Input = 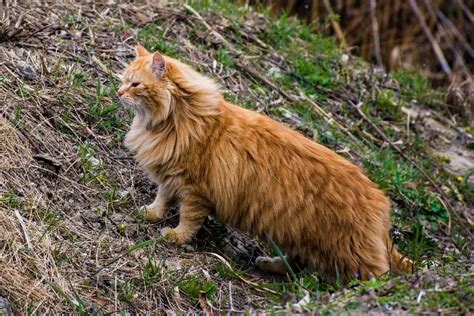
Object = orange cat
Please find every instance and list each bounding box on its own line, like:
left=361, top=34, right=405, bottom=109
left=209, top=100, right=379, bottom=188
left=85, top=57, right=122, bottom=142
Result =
left=119, top=45, right=412, bottom=282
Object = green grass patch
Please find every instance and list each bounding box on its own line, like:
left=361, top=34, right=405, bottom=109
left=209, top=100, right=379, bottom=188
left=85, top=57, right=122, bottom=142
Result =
left=392, top=70, right=444, bottom=108
left=138, top=24, right=179, bottom=57
left=178, top=275, right=218, bottom=302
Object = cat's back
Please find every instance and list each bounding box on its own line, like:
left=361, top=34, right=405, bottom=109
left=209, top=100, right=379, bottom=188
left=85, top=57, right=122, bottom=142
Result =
left=215, top=101, right=389, bottom=216
left=221, top=101, right=356, bottom=171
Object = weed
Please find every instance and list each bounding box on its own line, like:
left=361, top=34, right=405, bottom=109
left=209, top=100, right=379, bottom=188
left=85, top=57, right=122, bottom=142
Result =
left=85, top=80, right=127, bottom=133
left=376, top=89, right=401, bottom=120
left=118, top=280, right=136, bottom=303
left=142, top=240, right=165, bottom=284
left=66, top=65, right=87, bottom=88
left=77, top=142, right=106, bottom=186
left=212, top=259, right=244, bottom=280
left=392, top=70, right=444, bottom=108
left=179, top=275, right=218, bottom=302
left=0, top=190, right=22, bottom=209
left=138, top=24, right=179, bottom=57
left=215, top=48, right=235, bottom=67
left=48, top=281, right=99, bottom=315
left=103, top=186, right=130, bottom=215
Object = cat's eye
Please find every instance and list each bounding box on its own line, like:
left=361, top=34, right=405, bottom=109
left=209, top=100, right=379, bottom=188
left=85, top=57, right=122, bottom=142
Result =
left=130, top=82, right=140, bottom=88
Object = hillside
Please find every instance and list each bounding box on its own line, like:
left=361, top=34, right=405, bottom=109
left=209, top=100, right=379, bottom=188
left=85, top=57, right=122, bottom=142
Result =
left=0, top=1, right=472, bottom=314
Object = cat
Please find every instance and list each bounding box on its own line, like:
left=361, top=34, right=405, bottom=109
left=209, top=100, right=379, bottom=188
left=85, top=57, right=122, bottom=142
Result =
left=118, top=45, right=412, bottom=282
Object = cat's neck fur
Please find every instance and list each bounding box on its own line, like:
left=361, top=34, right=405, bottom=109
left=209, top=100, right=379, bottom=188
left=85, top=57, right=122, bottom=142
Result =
left=124, top=64, right=222, bottom=168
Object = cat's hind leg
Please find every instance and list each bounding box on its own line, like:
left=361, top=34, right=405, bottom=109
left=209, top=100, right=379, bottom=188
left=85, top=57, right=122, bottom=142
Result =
left=256, top=256, right=291, bottom=275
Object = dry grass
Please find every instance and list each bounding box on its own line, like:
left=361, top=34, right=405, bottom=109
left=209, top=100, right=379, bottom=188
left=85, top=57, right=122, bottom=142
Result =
left=0, top=118, right=63, bottom=310
left=0, top=204, right=63, bottom=310
left=0, top=117, right=31, bottom=174
left=0, top=2, right=272, bottom=313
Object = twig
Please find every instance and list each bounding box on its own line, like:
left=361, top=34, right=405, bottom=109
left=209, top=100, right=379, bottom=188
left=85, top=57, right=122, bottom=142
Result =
left=347, top=100, right=461, bottom=224
left=321, top=0, right=347, bottom=49
left=183, top=4, right=235, bottom=53
left=408, top=0, right=453, bottom=80
left=14, top=209, right=33, bottom=251
left=30, top=164, right=99, bottom=197
left=296, top=87, right=362, bottom=145
left=32, top=154, right=62, bottom=168
left=236, top=59, right=297, bottom=102
left=92, top=55, right=120, bottom=80
left=455, top=0, right=474, bottom=23
left=369, top=0, right=384, bottom=69
left=228, top=281, right=235, bottom=312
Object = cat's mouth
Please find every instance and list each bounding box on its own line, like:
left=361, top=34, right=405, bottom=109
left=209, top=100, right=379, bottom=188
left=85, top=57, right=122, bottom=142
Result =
left=119, top=95, right=140, bottom=109
left=119, top=96, right=149, bottom=118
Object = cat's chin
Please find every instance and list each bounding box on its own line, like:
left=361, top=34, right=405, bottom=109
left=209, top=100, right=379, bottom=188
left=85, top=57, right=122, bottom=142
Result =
left=120, top=98, right=148, bottom=115
left=119, top=97, right=136, bottom=108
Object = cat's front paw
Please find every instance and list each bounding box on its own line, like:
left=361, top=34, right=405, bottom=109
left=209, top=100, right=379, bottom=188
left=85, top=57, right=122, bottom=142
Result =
left=160, top=227, right=187, bottom=245
left=140, top=205, right=165, bottom=223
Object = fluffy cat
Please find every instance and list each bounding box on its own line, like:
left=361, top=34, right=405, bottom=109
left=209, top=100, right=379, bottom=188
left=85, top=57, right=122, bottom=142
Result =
left=118, top=45, right=412, bottom=282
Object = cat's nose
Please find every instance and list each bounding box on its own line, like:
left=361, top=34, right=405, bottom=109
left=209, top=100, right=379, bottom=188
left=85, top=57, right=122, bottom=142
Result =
left=117, top=89, right=125, bottom=97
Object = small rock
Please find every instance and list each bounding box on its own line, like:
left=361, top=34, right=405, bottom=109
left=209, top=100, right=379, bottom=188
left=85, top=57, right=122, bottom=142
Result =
left=72, top=31, right=82, bottom=40
left=88, top=157, right=101, bottom=167
left=118, top=190, right=129, bottom=199
left=340, top=54, right=349, bottom=64
left=115, top=45, right=128, bottom=58
left=267, top=66, right=282, bottom=78
left=58, top=30, right=69, bottom=38
left=0, top=297, right=12, bottom=316
left=22, top=63, right=38, bottom=80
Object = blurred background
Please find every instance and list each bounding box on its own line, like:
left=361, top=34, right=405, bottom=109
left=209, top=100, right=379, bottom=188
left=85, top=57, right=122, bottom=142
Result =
left=244, top=0, right=473, bottom=119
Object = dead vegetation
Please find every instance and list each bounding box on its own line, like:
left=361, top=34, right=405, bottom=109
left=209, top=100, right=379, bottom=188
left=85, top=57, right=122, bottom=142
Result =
left=0, top=118, right=62, bottom=308
left=0, top=2, right=275, bottom=313
left=249, top=0, right=474, bottom=78
left=247, top=0, right=474, bottom=120
left=0, top=0, right=472, bottom=314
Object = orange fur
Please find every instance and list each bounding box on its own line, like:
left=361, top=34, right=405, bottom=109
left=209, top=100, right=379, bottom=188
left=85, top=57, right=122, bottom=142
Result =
left=119, top=45, right=411, bottom=282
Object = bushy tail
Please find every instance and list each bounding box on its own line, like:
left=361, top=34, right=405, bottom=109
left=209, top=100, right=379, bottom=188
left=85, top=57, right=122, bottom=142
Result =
left=386, top=236, right=413, bottom=275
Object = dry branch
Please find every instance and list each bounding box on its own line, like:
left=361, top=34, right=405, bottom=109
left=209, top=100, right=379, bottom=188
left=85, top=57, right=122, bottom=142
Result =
left=369, top=0, right=383, bottom=69
left=346, top=99, right=462, bottom=227
left=408, top=0, right=453, bottom=80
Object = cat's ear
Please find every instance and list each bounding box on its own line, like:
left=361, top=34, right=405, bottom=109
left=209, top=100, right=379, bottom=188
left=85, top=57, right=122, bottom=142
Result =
left=151, top=53, right=166, bottom=77
left=135, top=45, right=150, bottom=58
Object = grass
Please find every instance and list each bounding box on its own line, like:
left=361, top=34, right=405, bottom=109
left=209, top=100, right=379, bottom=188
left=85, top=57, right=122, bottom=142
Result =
left=138, top=24, right=180, bottom=58
left=392, top=69, right=445, bottom=109
left=178, top=275, right=218, bottom=303
left=0, top=0, right=472, bottom=314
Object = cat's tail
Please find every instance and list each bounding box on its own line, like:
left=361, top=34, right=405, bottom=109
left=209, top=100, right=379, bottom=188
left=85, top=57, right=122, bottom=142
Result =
left=386, top=236, right=413, bottom=275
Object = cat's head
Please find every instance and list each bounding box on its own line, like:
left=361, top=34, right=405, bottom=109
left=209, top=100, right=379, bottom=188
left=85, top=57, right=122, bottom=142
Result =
left=119, top=45, right=221, bottom=126
left=118, top=45, right=173, bottom=121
